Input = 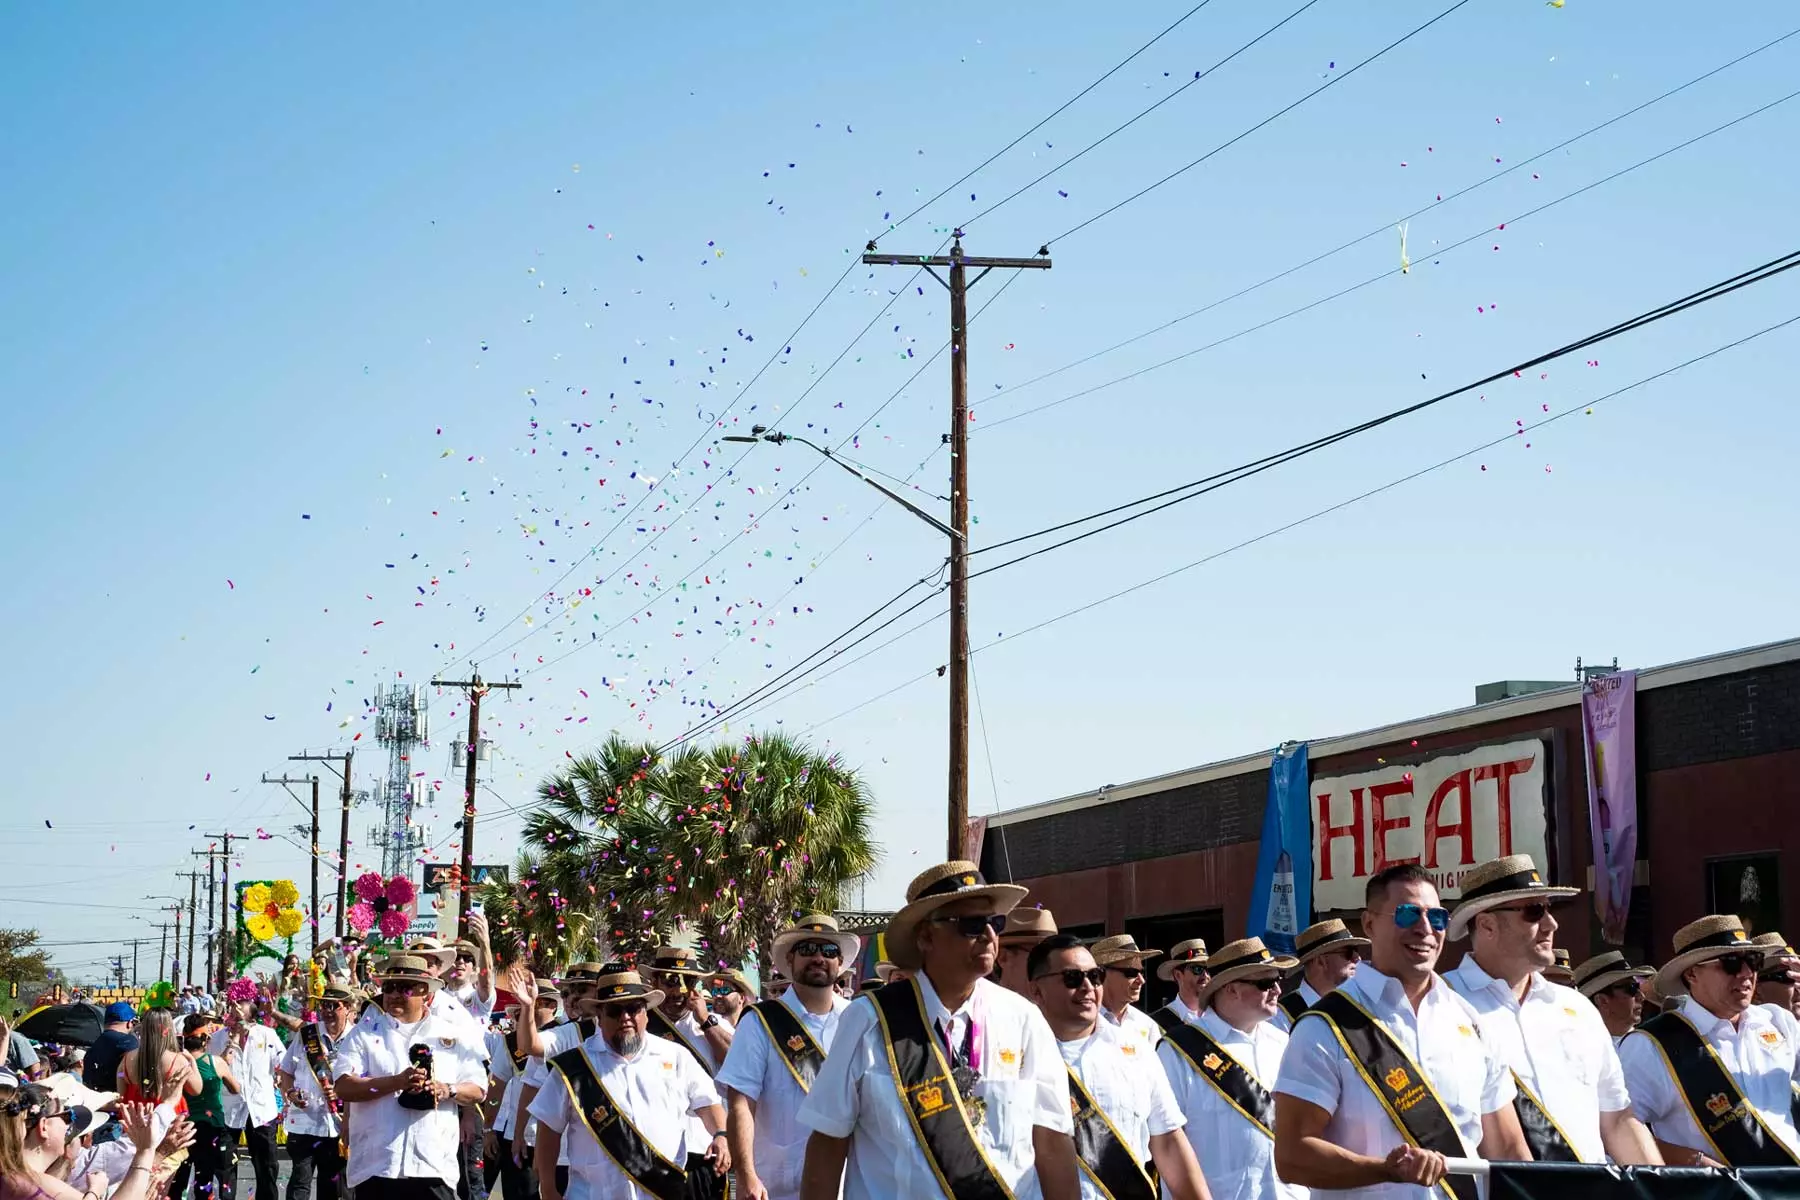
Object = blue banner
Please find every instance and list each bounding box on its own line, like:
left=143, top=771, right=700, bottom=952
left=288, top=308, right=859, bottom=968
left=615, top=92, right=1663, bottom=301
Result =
left=1246, top=742, right=1310, bottom=953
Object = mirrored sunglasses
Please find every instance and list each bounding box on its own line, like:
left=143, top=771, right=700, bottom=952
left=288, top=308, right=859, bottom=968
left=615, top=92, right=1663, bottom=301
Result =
left=793, top=940, right=842, bottom=960
left=1388, top=903, right=1451, bottom=932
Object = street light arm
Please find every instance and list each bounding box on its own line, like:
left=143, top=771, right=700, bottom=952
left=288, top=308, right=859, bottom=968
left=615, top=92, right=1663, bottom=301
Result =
left=783, top=435, right=963, bottom=542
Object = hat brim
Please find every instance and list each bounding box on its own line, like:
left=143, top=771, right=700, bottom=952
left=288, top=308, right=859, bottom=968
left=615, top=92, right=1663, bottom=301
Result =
left=1195, top=957, right=1299, bottom=1007
left=647, top=963, right=713, bottom=979
left=372, top=972, right=445, bottom=995
left=1295, top=936, right=1371, bottom=965
left=1447, top=886, right=1581, bottom=940
left=772, top=930, right=863, bottom=968
left=887, top=883, right=1028, bottom=971
left=1576, top=966, right=1653, bottom=997
left=1656, top=943, right=1759, bottom=999
left=383, top=948, right=456, bottom=972
left=601, top=987, right=666, bottom=1010
left=1093, top=947, right=1165, bottom=968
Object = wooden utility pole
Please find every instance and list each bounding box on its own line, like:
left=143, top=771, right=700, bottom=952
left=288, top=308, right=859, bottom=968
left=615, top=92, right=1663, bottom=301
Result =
left=264, top=771, right=323, bottom=954
left=431, top=670, right=520, bottom=934
left=193, top=847, right=217, bottom=988
left=291, top=749, right=354, bottom=940
left=176, top=871, right=205, bottom=987
left=203, top=832, right=234, bottom=987
left=861, top=234, right=1051, bottom=859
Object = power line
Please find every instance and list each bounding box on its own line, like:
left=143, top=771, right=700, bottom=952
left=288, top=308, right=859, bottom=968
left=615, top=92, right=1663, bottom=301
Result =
left=973, top=28, right=1800, bottom=410
left=975, top=85, right=1800, bottom=434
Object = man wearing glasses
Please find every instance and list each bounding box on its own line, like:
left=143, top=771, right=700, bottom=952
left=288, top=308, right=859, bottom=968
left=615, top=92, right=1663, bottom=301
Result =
left=718, top=915, right=857, bottom=1200
left=647, top=944, right=734, bottom=1200
left=1090, top=935, right=1164, bottom=1052
left=1572, top=953, right=1655, bottom=1044
left=333, top=956, right=490, bottom=1200
left=1750, top=932, right=1800, bottom=1018
left=1274, top=864, right=1530, bottom=1200
left=504, top=961, right=606, bottom=1195
left=1618, top=914, right=1800, bottom=1167
left=1274, top=921, right=1368, bottom=1032
left=1154, top=937, right=1305, bottom=1200
left=482, top=979, right=559, bottom=1200
left=1028, top=933, right=1207, bottom=1200
left=443, top=919, right=497, bottom=1024
left=1443, top=855, right=1658, bottom=1166
left=276, top=982, right=359, bottom=1200
left=797, top=860, right=1081, bottom=1200
left=529, top=967, right=729, bottom=1200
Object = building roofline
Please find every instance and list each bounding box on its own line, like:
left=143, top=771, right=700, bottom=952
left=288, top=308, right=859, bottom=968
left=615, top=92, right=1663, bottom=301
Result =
left=988, top=634, right=1800, bottom=829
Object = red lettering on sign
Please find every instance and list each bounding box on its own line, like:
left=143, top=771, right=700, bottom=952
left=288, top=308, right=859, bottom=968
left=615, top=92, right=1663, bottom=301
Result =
left=1317, top=787, right=1366, bottom=881
left=1423, top=769, right=1473, bottom=869
left=1369, top=779, right=1419, bottom=871
left=1472, top=755, right=1535, bottom=856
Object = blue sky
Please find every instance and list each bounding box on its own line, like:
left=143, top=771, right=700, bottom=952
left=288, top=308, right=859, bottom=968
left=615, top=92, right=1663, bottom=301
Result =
left=3, top=2, right=1796, bottom=982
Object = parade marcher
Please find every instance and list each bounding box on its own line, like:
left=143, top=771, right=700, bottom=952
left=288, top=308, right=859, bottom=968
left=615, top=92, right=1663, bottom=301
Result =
left=1274, top=864, right=1530, bottom=1199
left=276, top=982, right=359, bottom=1200
left=444, top=917, right=497, bottom=1025
left=1619, top=914, right=1800, bottom=1166
left=1274, top=922, right=1367, bottom=1032
left=872, top=962, right=908, bottom=986
left=210, top=984, right=286, bottom=1200
left=718, top=915, right=857, bottom=1200
left=1090, top=935, right=1163, bottom=1051
left=1750, top=932, right=1800, bottom=1017
left=1543, top=950, right=1575, bottom=987
left=797, top=860, right=1080, bottom=1200
left=707, top=972, right=756, bottom=1027
left=333, top=954, right=489, bottom=1200
left=1442, top=855, right=1657, bottom=1165
left=528, top=967, right=729, bottom=1200
left=997, top=906, right=1058, bottom=995
left=1029, top=934, right=1207, bottom=1200
left=1155, top=940, right=1211, bottom=1007
left=1573, top=953, right=1655, bottom=1044
left=833, top=970, right=856, bottom=1002
left=483, top=979, right=559, bottom=1200
left=1154, top=938, right=1305, bottom=1200
left=508, top=962, right=605, bottom=1191
left=647, top=945, right=733, bottom=1199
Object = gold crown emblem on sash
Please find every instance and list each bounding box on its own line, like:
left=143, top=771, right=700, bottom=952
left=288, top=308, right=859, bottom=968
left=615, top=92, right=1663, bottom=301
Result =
left=1202, top=1053, right=1224, bottom=1072
left=588, top=1106, right=614, bottom=1128
left=1384, top=1067, right=1411, bottom=1092
left=786, top=1035, right=806, bottom=1052
left=914, top=1084, right=949, bottom=1117
left=1705, top=1093, right=1732, bottom=1117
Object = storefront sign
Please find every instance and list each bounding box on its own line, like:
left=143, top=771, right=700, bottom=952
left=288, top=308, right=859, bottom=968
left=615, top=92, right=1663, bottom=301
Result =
left=1311, top=738, right=1551, bottom=911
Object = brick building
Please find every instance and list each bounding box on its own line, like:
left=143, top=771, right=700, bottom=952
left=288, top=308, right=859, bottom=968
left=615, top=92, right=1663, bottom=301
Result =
left=981, top=636, right=1800, bottom=1008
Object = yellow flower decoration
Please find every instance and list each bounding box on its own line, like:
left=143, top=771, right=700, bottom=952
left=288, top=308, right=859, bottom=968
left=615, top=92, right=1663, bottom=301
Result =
left=240, top=879, right=306, bottom=946
left=274, top=909, right=305, bottom=938
left=246, top=913, right=277, bottom=942
left=242, top=884, right=273, bottom=914
left=271, top=880, right=300, bottom=909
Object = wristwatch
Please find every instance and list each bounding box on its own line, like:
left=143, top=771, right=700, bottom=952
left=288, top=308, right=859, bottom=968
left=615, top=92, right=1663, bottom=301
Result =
left=699, top=1015, right=721, bottom=1031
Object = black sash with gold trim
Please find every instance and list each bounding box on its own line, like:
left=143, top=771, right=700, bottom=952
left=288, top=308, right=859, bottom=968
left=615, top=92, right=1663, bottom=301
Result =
left=1509, top=1072, right=1579, bottom=1163
left=548, top=1044, right=687, bottom=1200
left=750, top=999, right=825, bottom=1092
left=1151, top=1008, right=1275, bottom=1137
left=1067, top=1063, right=1156, bottom=1200
left=1637, top=1012, right=1800, bottom=1166
left=1279, top=991, right=1309, bottom=1026
left=648, top=1009, right=716, bottom=1078
left=1302, top=991, right=1479, bottom=1200
left=870, top=979, right=1012, bottom=1200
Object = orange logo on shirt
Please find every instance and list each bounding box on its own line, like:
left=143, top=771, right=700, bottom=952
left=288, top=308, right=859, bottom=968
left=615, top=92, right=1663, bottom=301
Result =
left=998, top=1048, right=1018, bottom=1067
left=1385, top=1067, right=1411, bottom=1092
left=1120, top=1044, right=1137, bottom=1058
left=1760, top=1031, right=1781, bottom=1047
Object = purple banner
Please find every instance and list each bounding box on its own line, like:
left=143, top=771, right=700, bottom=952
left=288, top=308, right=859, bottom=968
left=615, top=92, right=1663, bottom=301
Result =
left=1581, top=670, right=1638, bottom=944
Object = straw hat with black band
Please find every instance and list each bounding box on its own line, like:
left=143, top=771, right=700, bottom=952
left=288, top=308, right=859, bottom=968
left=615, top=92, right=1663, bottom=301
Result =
left=372, top=954, right=445, bottom=994
left=1089, top=934, right=1162, bottom=970
left=1446, top=854, right=1580, bottom=941
left=1543, top=949, right=1575, bottom=984
left=1156, top=938, right=1209, bottom=983
left=586, top=967, right=665, bottom=1012
left=648, top=945, right=712, bottom=979
left=559, top=961, right=609, bottom=986
left=999, top=906, right=1057, bottom=947
left=1751, top=932, right=1798, bottom=959
left=385, top=936, right=457, bottom=972
left=314, top=982, right=365, bottom=1007
left=1655, top=914, right=1758, bottom=998
left=771, top=914, right=863, bottom=968
left=1195, top=938, right=1299, bottom=1008
left=884, top=860, right=1027, bottom=971
left=1292, top=919, right=1370, bottom=966
left=1572, top=951, right=1654, bottom=999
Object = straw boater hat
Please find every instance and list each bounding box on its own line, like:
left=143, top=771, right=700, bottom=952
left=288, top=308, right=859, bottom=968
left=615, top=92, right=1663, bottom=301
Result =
left=771, top=914, right=863, bottom=967
left=1446, top=854, right=1580, bottom=940
left=1195, top=937, right=1299, bottom=1007
left=396, top=936, right=457, bottom=971
left=1543, top=949, right=1575, bottom=984
left=999, top=906, right=1057, bottom=947
left=1572, top=951, right=1655, bottom=998
left=885, top=860, right=1028, bottom=971
left=1293, top=919, right=1371, bottom=966
left=587, top=967, right=665, bottom=1011
left=1089, top=934, right=1163, bottom=970
left=373, top=954, right=445, bottom=994
left=649, top=945, right=712, bottom=978
left=1156, top=938, right=1210, bottom=982
left=1656, top=914, right=1757, bottom=997
left=315, top=982, right=364, bottom=1006
left=709, top=970, right=755, bottom=1000
left=558, top=961, right=609, bottom=986
left=1751, top=932, right=1798, bottom=959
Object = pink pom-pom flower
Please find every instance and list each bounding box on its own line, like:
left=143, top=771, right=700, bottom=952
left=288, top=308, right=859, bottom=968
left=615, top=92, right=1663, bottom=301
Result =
left=226, top=977, right=258, bottom=1005
left=354, top=872, right=385, bottom=902
left=378, top=910, right=410, bottom=938
left=385, top=876, right=416, bottom=906
left=348, top=901, right=377, bottom=934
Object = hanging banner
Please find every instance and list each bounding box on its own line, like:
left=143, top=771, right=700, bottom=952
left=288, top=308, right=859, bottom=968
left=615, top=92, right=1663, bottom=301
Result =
left=964, top=816, right=988, bottom=866
left=1248, top=743, right=1311, bottom=952
left=1311, top=739, right=1550, bottom=912
left=1487, top=1162, right=1800, bottom=1200
left=1581, top=670, right=1639, bottom=945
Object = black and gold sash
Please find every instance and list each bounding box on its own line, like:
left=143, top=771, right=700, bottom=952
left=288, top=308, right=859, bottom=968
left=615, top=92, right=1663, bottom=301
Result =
left=1151, top=1008, right=1275, bottom=1138
left=1510, top=1072, right=1580, bottom=1162
left=1636, top=1012, right=1800, bottom=1166
left=750, top=999, right=825, bottom=1092
left=870, top=979, right=1012, bottom=1200
left=1301, top=991, right=1479, bottom=1200
left=549, top=1044, right=687, bottom=1200
left=1067, top=1063, right=1156, bottom=1200
left=647, top=1009, right=716, bottom=1077
left=1279, top=991, right=1310, bottom=1026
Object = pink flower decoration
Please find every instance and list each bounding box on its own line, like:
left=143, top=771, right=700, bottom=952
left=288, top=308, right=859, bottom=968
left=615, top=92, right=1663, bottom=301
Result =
left=348, top=901, right=377, bottom=934
left=385, top=877, right=416, bottom=906
left=354, top=872, right=385, bottom=902
left=378, top=910, right=410, bottom=938
left=226, top=977, right=258, bottom=1005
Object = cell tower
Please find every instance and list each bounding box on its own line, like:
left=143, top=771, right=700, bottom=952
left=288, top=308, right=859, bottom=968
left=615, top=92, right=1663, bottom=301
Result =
left=371, top=684, right=431, bottom=879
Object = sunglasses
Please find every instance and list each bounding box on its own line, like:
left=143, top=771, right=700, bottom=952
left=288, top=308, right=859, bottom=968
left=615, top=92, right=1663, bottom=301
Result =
left=1712, top=952, right=1765, bottom=977
left=1759, top=968, right=1794, bottom=985
left=1498, top=902, right=1553, bottom=923
left=1178, top=964, right=1211, bottom=978
left=44, top=1109, right=75, bottom=1128
left=793, top=940, right=842, bottom=960
left=381, top=982, right=427, bottom=995
left=1382, top=904, right=1450, bottom=932
left=319, top=1000, right=349, bottom=1011
left=929, top=914, right=1008, bottom=938
left=1234, top=976, right=1282, bottom=993
left=1601, top=977, right=1644, bottom=997
left=455, top=954, right=477, bottom=965
left=1035, top=967, right=1106, bottom=989
left=1106, top=966, right=1143, bottom=980
left=603, top=1002, right=648, bottom=1020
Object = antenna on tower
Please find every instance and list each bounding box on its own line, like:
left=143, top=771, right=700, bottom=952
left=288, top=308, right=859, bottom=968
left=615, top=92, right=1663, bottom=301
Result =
left=371, top=683, right=431, bottom=879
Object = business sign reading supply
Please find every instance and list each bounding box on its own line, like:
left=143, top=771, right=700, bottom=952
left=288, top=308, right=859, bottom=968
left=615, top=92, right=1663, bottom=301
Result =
left=1310, top=738, right=1551, bottom=911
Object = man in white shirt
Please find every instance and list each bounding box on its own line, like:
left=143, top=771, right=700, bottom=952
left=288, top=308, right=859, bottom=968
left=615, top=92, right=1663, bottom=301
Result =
left=362, top=938, right=489, bottom=1055
left=1274, top=863, right=1531, bottom=1200
left=646, top=944, right=732, bottom=1199
left=507, top=961, right=605, bottom=1193
left=1155, top=937, right=1304, bottom=1200
left=1443, top=854, right=1658, bottom=1165
left=996, top=906, right=1057, bottom=996
left=444, top=918, right=497, bottom=1024
left=529, top=967, right=729, bottom=1200
left=333, top=955, right=489, bottom=1200
left=276, top=982, right=359, bottom=1200
left=1274, top=921, right=1367, bottom=1032
left=1619, top=914, right=1800, bottom=1166
left=797, top=859, right=1080, bottom=1200
left=1092, top=935, right=1164, bottom=1052
left=718, top=914, right=858, bottom=1200
left=483, top=981, right=559, bottom=1200
left=209, top=989, right=287, bottom=1200
left=1751, top=932, right=1800, bottom=1018
left=1572, top=953, right=1655, bottom=1044
left=1028, top=933, right=1206, bottom=1200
